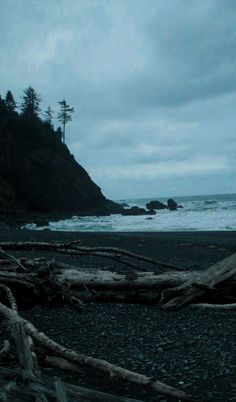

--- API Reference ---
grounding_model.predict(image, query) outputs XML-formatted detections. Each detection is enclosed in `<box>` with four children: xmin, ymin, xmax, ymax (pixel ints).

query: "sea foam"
<box><xmin>25</xmin><ymin>193</ymin><xmax>236</xmax><ymax>232</ymax></box>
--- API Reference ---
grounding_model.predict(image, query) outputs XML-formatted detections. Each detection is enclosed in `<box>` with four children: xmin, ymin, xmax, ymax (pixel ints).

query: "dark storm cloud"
<box><xmin>0</xmin><ymin>0</ymin><xmax>235</xmax><ymax>198</ymax></box>
<box><xmin>120</xmin><ymin>0</ymin><xmax>236</xmax><ymax>110</ymax></box>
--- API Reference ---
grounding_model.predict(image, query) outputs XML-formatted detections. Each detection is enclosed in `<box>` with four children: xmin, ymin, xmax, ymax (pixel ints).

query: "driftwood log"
<box><xmin>0</xmin><ymin>240</ymin><xmax>235</xmax><ymax>309</ymax></box>
<box><xmin>0</xmin><ymin>240</ymin><xmax>236</xmax><ymax>401</ymax></box>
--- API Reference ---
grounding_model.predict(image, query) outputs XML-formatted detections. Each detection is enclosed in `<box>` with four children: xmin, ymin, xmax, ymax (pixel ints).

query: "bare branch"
<box><xmin>0</xmin><ymin>284</ymin><xmax>18</xmax><ymax>312</ymax></box>
<box><xmin>0</xmin><ymin>241</ymin><xmax>184</xmax><ymax>272</ymax></box>
<box><xmin>0</xmin><ymin>248</ymin><xmax>27</xmax><ymax>271</ymax></box>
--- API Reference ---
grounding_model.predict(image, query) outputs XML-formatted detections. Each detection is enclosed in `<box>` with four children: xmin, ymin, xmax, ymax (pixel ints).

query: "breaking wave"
<box><xmin>25</xmin><ymin>193</ymin><xmax>236</xmax><ymax>232</ymax></box>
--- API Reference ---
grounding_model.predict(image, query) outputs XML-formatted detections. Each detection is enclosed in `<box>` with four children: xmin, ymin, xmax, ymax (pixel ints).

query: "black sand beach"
<box><xmin>1</xmin><ymin>228</ymin><xmax>236</xmax><ymax>401</ymax></box>
<box><xmin>1</xmin><ymin>228</ymin><xmax>236</xmax><ymax>269</ymax></box>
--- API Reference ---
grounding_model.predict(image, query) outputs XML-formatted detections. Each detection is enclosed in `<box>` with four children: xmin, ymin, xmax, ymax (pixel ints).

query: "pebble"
<box><xmin>20</xmin><ymin>302</ymin><xmax>236</xmax><ymax>402</ymax></box>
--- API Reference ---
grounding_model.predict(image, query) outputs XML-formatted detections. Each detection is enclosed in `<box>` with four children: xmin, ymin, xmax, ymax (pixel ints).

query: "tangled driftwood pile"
<box><xmin>0</xmin><ymin>240</ymin><xmax>235</xmax><ymax>401</ymax></box>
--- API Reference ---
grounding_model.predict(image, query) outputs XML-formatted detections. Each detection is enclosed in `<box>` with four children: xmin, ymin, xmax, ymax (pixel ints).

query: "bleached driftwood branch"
<box><xmin>0</xmin><ymin>242</ymin><xmax>235</xmax><ymax>308</ymax></box>
<box><xmin>0</xmin><ymin>241</ymin><xmax>183</xmax><ymax>272</ymax></box>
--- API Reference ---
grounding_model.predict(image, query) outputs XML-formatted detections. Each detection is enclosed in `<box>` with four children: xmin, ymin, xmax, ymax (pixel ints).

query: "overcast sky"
<box><xmin>0</xmin><ymin>0</ymin><xmax>236</xmax><ymax>200</ymax></box>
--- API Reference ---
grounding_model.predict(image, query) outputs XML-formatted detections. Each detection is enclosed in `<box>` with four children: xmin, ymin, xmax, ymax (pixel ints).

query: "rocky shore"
<box><xmin>0</xmin><ymin>228</ymin><xmax>236</xmax><ymax>401</ymax></box>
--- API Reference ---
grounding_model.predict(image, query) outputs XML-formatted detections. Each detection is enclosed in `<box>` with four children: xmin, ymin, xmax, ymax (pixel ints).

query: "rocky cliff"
<box><xmin>0</xmin><ymin>110</ymin><xmax>121</xmax><ymax>222</ymax></box>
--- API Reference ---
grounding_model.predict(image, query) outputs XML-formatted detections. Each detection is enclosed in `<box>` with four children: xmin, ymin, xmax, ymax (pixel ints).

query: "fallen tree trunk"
<box><xmin>161</xmin><ymin>252</ymin><xmax>236</xmax><ymax>309</ymax></box>
<box><xmin>58</xmin><ymin>267</ymin><xmax>198</xmax><ymax>288</ymax></box>
<box><xmin>0</xmin><ymin>249</ymin><xmax>235</xmax><ymax>308</ymax></box>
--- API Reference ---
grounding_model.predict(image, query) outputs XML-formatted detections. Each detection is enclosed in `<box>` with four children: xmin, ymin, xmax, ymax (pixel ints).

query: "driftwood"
<box><xmin>0</xmin><ymin>241</ymin><xmax>184</xmax><ymax>272</ymax></box>
<box><xmin>0</xmin><ymin>240</ymin><xmax>235</xmax><ymax>401</ymax></box>
<box><xmin>0</xmin><ymin>366</ymin><xmax>144</xmax><ymax>402</ymax></box>
<box><xmin>0</xmin><ymin>250</ymin><xmax>235</xmax><ymax>308</ymax></box>
<box><xmin>161</xmin><ymin>252</ymin><xmax>236</xmax><ymax>309</ymax></box>
<box><xmin>0</xmin><ymin>282</ymin><xmax>145</xmax><ymax>402</ymax></box>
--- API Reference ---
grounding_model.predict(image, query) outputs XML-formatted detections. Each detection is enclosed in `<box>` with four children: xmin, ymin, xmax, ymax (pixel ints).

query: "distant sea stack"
<box><xmin>0</xmin><ymin>90</ymin><xmax>122</xmax><ymax>222</ymax></box>
<box><xmin>146</xmin><ymin>199</ymin><xmax>183</xmax><ymax>211</ymax></box>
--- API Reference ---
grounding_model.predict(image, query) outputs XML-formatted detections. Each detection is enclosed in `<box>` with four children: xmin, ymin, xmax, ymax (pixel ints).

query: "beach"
<box><xmin>1</xmin><ymin>228</ymin><xmax>236</xmax><ymax>401</ymax></box>
<box><xmin>1</xmin><ymin>228</ymin><xmax>236</xmax><ymax>267</ymax></box>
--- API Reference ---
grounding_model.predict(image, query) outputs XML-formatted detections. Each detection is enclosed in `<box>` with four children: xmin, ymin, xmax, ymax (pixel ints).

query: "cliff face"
<box><xmin>0</xmin><ymin>115</ymin><xmax>120</xmax><ymax>218</ymax></box>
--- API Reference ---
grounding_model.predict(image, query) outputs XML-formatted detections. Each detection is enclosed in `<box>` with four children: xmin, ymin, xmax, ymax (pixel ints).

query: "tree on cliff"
<box><xmin>43</xmin><ymin>106</ymin><xmax>54</xmax><ymax>128</ymax></box>
<box><xmin>0</xmin><ymin>96</ymin><xmax>7</xmax><ymax>117</ymax></box>
<box><xmin>5</xmin><ymin>91</ymin><xmax>17</xmax><ymax>113</ymax></box>
<box><xmin>57</xmin><ymin>99</ymin><xmax>74</xmax><ymax>143</ymax></box>
<box><xmin>56</xmin><ymin>126</ymin><xmax>63</xmax><ymax>140</ymax></box>
<box><xmin>20</xmin><ymin>86</ymin><xmax>41</xmax><ymax>118</ymax></box>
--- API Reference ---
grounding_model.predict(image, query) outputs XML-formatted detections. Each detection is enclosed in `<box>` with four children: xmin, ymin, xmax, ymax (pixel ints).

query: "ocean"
<box><xmin>25</xmin><ymin>193</ymin><xmax>236</xmax><ymax>232</ymax></box>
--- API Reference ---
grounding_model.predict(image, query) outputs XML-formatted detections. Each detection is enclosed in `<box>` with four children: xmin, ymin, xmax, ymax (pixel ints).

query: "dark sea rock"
<box><xmin>119</xmin><ymin>202</ymin><xmax>129</xmax><ymax>207</ymax></box>
<box><xmin>167</xmin><ymin>198</ymin><xmax>178</xmax><ymax>210</ymax></box>
<box><xmin>79</xmin><ymin>208</ymin><xmax>111</xmax><ymax>217</ymax></box>
<box><xmin>122</xmin><ymin>206</ymin><xmax>156</xmax><ymax>216</ymax></box>
<box><xmin>146</xmin><ymin>209</ymin><xmax>156</xmax><ymax>215</ymax></box>
<box><xmin>146</xmin><ymin>200</ymin><xmax>167</xmax><ymax>210</ymax></box>
<box><xmin>122</xmin><ymin>206</ymin><xmax>145</xmax><ymax>216</ymax></box>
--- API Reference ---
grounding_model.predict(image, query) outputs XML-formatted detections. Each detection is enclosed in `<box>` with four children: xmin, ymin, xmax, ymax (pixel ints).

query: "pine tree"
<box><xmin>0</xmin><ymin>96</ymin><xmax>7</xmax><ymax>117</ymax></box>
<box><xmin>5</xmin><ymin>91</ymin><xmax>17</xmax><ymax>113</ymax></box>
<box><xmin>20</xmin><ymin>86</ymin><xmax>41</xmax><ymax>118</ymax></box>
<box><xmin>44</xmin><ymin>106</ymin><xmax>54</xmax><ymax>128</ymax></box>
<box><xmin>56</xmin><ymin>126</ymin><xmax>63</xmax><ymax>141</ymax></box>
<box><xmin>57</xmin><ymin>100</ymin><xmax>74</xmax><ymax>143</ymax></box>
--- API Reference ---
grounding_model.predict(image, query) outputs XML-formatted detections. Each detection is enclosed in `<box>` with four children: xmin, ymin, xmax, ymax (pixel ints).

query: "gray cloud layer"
<box><xmin>0</xmin><ymin>0</ymin><xmax>235</xmax><ymax>199</ymax></box>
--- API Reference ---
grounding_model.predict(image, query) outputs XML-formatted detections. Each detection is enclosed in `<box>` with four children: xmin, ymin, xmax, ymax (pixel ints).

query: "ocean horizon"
<box><xmin>25</xmin><ymin>192</ymin><xmax>236</xmax><ymax>232</ymax></box>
